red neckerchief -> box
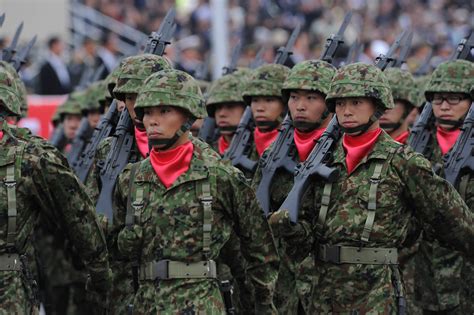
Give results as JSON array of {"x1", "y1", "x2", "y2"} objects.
[
  {"x1": 134, "y1": 126, "x2": 149, "y2": 158},
  {"x1": 436, "y1": 126, "x2": 461, "y2": 155},
  {"x1": 254, "y1": 127, "x2": 279, "y2": 157},
  {"x1": 342, "y1": 128, "x2": 383, "y2": 174},
  {"x1": 150, "y1": 141, "x2": 194, "y2": 188},
  {"x1": 394, "y1": 130, "x2": 409, "y2": 144},
  {"x1": 294, "y1": 127, "x2": 325, "y2": 162},
  {"x1": 218, "y1": 135, "x2": 230, "y2": 155},
  {"x1": 0, "y1": 131, "x2": 3, "y2": 141}
]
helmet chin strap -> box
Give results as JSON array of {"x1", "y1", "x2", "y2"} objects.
[
  {"x1": 219, "y1": 125, "x2": 238, "y2": 133},
  {"x1": 380, "y1": 122, "x2": 401, "y2": 132},
  {"x1": 148, "y1": 117, "x2": 196, "y2": 151},
  {"x1": 339, "y1": 109, "x2": 384, "y2": 135},
  {"x1": 255, "y1": 120, "x2": 280, "y2": 130},
  {"x1": 293, "y1": 109, "x2": 330, "y2": 132},
  {"x1": 435, "y1": 117, "x2": 464, "y2": 130}
]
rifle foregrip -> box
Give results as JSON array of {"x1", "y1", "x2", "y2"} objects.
[
  {"x1": 256, "y1": 172, "x2": 272, "y2": 216},
  {"x1": 280, "y1": 179, "x2": 306, "y2": 223}
]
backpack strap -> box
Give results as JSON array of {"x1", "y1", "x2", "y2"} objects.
[
  {"x1": 126, "y1": 163, "x2": 142, "y2": 227},
  {"x1": 196, "y1": 165, "x2": 215, "y2": 259}
]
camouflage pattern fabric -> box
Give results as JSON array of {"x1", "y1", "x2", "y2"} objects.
[
  {"x1": 111, "y1": 136, "x2": 279, "y2": 314},
  {"x1": 242, "y1": 64, "x2": 290, "y2": 105},
  {"x1": 0, "y1": 64, "x2": 23, "y2": 116},
  {"x1": 82, "y1": 80, "x2": 107, "y2": 114},
  {"x1": 113, "y1": 54, "x2": 172, "y2": 101},
  {"x1": 0, "y1": 61, "x2": 28, "y2": 117},
  {"x1": 0, "y1": 121, "x2": 111, "y2": 314},
  {"x1": 135, "y1": 69, "x2": 207, "y2": 119},
  {"x1": 206, "y1": 73, "x2": 246, "y2": 117},
  {"x1": 414, "y1": 75, "x2": 431, "y2": 107},
  {"x1": 384, "y1": 68, "x2": 417, "y2": 107},
  {"x1": 424, "y1": 60, "x2": 474, "y2": 100},
  {"x1": 325, "y1": 62, "x2": 395, "y2": 111}
]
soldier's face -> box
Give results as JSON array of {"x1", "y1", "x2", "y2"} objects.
[
  {"x1": 432, "y1": 92, "x2": 471, "y2": 130},
  {"x1": 215, "y1": 103, "x2": 246, "y2": 135},
  {"x1": 251, "y1": 96, "x2": 285, "y2": 130},
  {"x1": 379, "y1": 100, "x2": 407, "y2": 129},
  {"x1": 335, "y1": 97, "x2": 378, "y2": 134},
  {"x1": 288, "y1": 90, "x2": 327, "y2": 129},
  {"x1": 125, "y1": 93, "x2": 138, "y2": 121},
  {"x1": 143, "y1": 106, "x2": 188, "y2": 150},
  {"x1": 63, "y1": 114, "x2": 82, "y2": 139}
]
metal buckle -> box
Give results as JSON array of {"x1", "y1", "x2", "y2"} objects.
[
  {"x1": 320, "y1": 244, "x2": 341, "y2": 264},
  {"x1": 4, "y1": 180, "x2": 16, "y2": 188},
  {"x1": 200, "y1": 196, "x2": 213, "y2": 207},
  {"x1": 154, "y1": 260, "x2": 170, "y2": 280}
]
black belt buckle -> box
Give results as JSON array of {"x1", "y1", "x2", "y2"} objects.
[
  {"x1": 321, "y1": 244, "x2": 341, "y2": 264},
  {"x1": 155, "y1": 260, "x2": 170, "y2": 280}
]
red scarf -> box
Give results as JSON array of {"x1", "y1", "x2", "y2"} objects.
[
  {"x1": 134, "y1": 127, "x2": 149, "y2": 158},
  {"x1": 218, "y1": 136, "x2": 230, "y2": 155},
  {"x1": 394, "y1": 130, "x2": 409, "y2": 144},
  {"x1": 343, "y1": 128, "x2": 383, "y2": 174},
  {"x1": 0, "y1": 131, "x2": 3, "y2": 141},
  {"x1": 150, "y1": 141, "x2": 194, "y2": 188},
  {"x1": 254, "y1": 127, "x2": 279, "y2": 157},
  {"x1": 294, "y1": 127, "x2": 326, "y2": 162},
  {"x1": 436, "y1": 127, "x2": 461, "y2": 155}
]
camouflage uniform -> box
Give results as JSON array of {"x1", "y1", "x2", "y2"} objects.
[
  {"x1": 84, "y1": 54, "x2": 173, "y2": 315},
  {"x1": 0, "y1": 65, "x2": 111, "y2": 315},
  {"x1": 271, "y1": 63, "x2": 474, "y2": 314},
  {"x1": 414, "y1": 60, "x2": 474, "y2": 314},
  {"x1": 252, "y1": 60, "x2": 336, "y2": 314},
  {"x1": 112, "y1": 69, "x2": 279, "y2": 314}
]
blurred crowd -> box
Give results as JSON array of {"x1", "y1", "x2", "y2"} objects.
[{"x1": 0, "y1": 0, "x2": 472, "y2": 94}]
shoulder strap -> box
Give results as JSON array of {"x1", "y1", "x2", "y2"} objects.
[
  {"x1": 5, "y1": 142, "x2": 26, "y2": 248},
  {"x1": 126, "y1": 163, "x2": 142, "y2": 227},
  {"x1": 316, "y1": 182, "x2": 333, "y2": 235},
  {"x1": 196, "y1": 165, "x2": 215, "y2": 259}
]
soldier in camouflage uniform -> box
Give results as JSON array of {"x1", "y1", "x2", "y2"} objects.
[
  {"x1": 82, "y1": 80, "x2": 107, "y2": 130},
  {"x1": 84, "y1": 53, "x2": 172, "y2": 314},
  {"x1": 111, "y1": 68, "x2": 279, "y2": 314},
  {"x1": 414, "y1": 59, "x2": 474, "y2": 315},
  {"x1": 0, "y1": 59, "x2": 111, "y2": 315},
  {"x1": 380, "y1": 68, "x2": 420, "y2": 144},
  {"x1": 269, "y1": 62, "x2": 474, "y2": 313},
  {"x1": 239, "y1": 64, "x2": 289, "y2": 173},
  {"x1": 206, "y1": 69, "x2": 249, "y2": 155},
  {"x1": 252, "y1": 59, "x2": 336, "y2": 314}
]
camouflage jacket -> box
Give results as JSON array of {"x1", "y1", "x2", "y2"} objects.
[
  {"x1": 0, "y1": 122, "x2": 110, "y2": 314},
  {"x1": 112, "y1": 136, "x2": 279, "y2": 314},
  {"x1": 291, "y1": 131, "x2": 473, "y2": 312}
]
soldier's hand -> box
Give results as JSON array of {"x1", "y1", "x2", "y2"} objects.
[{"x1": 268, "y1": 209, "x2": 292, "y2": 237}]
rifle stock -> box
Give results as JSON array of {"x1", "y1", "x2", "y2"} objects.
[{"x1": 49, "y1": 124, "x2": 68, "y2": 151}]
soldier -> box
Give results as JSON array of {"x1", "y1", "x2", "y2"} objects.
[
  {"x1": 206, "y1": 70, "x2": 249, "y2": 155},
  {"x1": 241, "y1": 64, "x2": 289, "y2": 162},
  {"x1": 380, "y1": 68, "x2": 420, "y2": 144},
  {"x1": 414, "y1": 59, "x2": 474, "y2": 315},
  {"x1": 252, "y1": 59, "x2": 336, "y2": 314},
  {"x1": 270, "y1": 62, "x2": 474, "y2": 313},
  {"x1": 0, "y1": 59, "x2": 111, "y2": 314},
  {"x1": 82, "y1": 80, "x2": 106, "y2": 130},
  {"x1": 52, "y1": 91, "x2": 85, "y2": 152},
  {"x1": 112, "y1": 68, "x2": 279, "y2": 314}
]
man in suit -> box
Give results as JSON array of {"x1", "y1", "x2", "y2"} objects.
[{"x1": 37, "y1": 36, "x2": 72, "y2": 95}]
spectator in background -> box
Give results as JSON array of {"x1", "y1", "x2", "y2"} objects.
[
  {"x1": 96, "y1": 32, "x2": 119, "y2": 79},
  {"x1": 175, "y1": 35, "x2": 203, "y2": 77},
  {"x1": 37, "y1": 36, "x2": 72, "y2": 95},
  {"x1": 70, "y1": 37, "x2": 99, "y2": 87}
]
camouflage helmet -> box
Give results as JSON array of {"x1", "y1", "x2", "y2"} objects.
[
  {"x1": 0, "y1": 65, "x2": 22, "y2": 117},
  {"x1": 326, "y1": 62, "x2": 394, "y2": 112},
  {"x1": 425, "y1": 60, "x2": 474, "y2": 101},
  {"x1": 384, "y1": 68, "x2": 417, "y2": 107},
  {"x1": 135, "y1": 69, "x2": 206, "y2": 120},
  {"x1": 281, "y1": 60, "x2": 336, "y2": 103},
  {"x1": 57, "y1": 91, "x2": 84, "y2": 121},
  {"x1": 113, "y1": 54, "x2": 172, "y2": 101},
  {"x1": 0, "y1": 61, "x2": 26, "y2": 117},
  {"x1": 105, "y1": 65, "x2": 121, "y2": 99},
  {"x1": 82, "y1": 80, "x2": 107, "y2": 114},
  {"x1": 242, "y1": 64, "x2": 290, "y2": 105},
  {"x1": 206, "y1": 73, "x2": 246, "y2": 117},
  {"x1": 414, "y1": 74, "x2": 431, "y2": 107}
]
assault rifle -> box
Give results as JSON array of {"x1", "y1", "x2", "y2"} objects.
[
  {"x1": 249, "y1": 46, "x2": 265, "y2": 69},
  {"x1": 280, "y1": 29, "x2": 406, "y2": 222},
  {"x1": 256, "y1": 12, "x2": 352, "y2": 215},
  {"x1": 223, "y1": 23, "x2": 301, "y2": 173},
  {"x1": 1, "y1": 22, "x2": 22, "y2": 62},
  {"x1": 50, "y1": 123, "x2": 68, "y2": 151},
  {"x1": 95, "y1": 8, "x2": 176, "y2": 223},
  {"x1": 443, "y1": 102, "x2": 474, "y2": 187},
  {"x1": 10, "y1": 35, "x2": 36, "y2": 71},
  {"x1": 392, "y1": 31, "x2": 413, "y2": 68},
  {"x1": 198, "y1": 42, "x2": 242, "y2": 144},
  {"x1": 408, "y1": 32, "x2": 474, "y2": 156},
  {"x1": 0, "y1": 13, "x2": 5, "y2": 27}
]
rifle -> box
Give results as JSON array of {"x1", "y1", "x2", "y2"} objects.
[
  {"x1": 374, "y1": 30, "x2": 408, "y2": 71},
  {"x1": 256, "y1": 14, "x2": 352, "y2": 215},
  {"x1": 392, "y1": 31, "x2": 413, "y2": 68},
  {"x1": 67, "y1": 117, "x2": 93, "y2": 167},
  {"x1": 408, "y1": 32, "x2": 474, "y2": 156},
  {"x1": 443, "y1": 102, "x2": 474, "y2": 187},
  {"x1": 279, "y1": 30, "x2": 405, "y2": 222},
  {"x1": 0, "y1": 13, "x2": 5, "y2": 27},
  {"x1": 10, "y1": 35, "x2": 36, "y2": 72},
  {"x1": 49, "y1": 123, "x2": 68, "y2": 151},
  {"x1": 199, "y1": 42, "x2": 242, "y2": 144},
  {"x1": 249, "y1": 46, "x2": 265, "y2": 69},
  {"x1": 223, "y1": 24, "x2": 301, "y2": 173},
  {"x1": 95, "y1": 8, "x2": 175, "y2": 223},
  {"x1": 1, "y1": 22, "x2": 23, "y2": 62}
]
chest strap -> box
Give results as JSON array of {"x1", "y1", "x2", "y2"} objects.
[
  {"x1": 139, "y1": 259, "x2": 217, "y2": 280},
  {"x1": 318, "y1": 244, "x2": 398, "y2": 265},
  {"x1": 196, "y1": 169, "x2": 214, "y2": 259},
  {"x1": 126, "y1": 163, "x2": 142, "y2": 227},
  {"x1": 5, "y1": 144, "x2": 24, "y2": 248},
  {"x1": 315, "y1": 182, "x2": 333, "y2": 235},
  {"x1": 361, "y1": 162, "x2": 384, "y2": 243}
]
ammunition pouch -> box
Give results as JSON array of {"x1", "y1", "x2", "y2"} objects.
[
  {"x1": 0, "y1": 253, "x2": 21, "y2": 271},
  {"x1": 140, "y1": 260, "x2": 217, "y2": 280},
  {"x1": 317, "y1": 244, "x2": 398, "y2": 265}
]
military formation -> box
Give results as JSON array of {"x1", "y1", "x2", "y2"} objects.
[{"x1": 0, "y1": 9, "x2": 473, "y2": 315}]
